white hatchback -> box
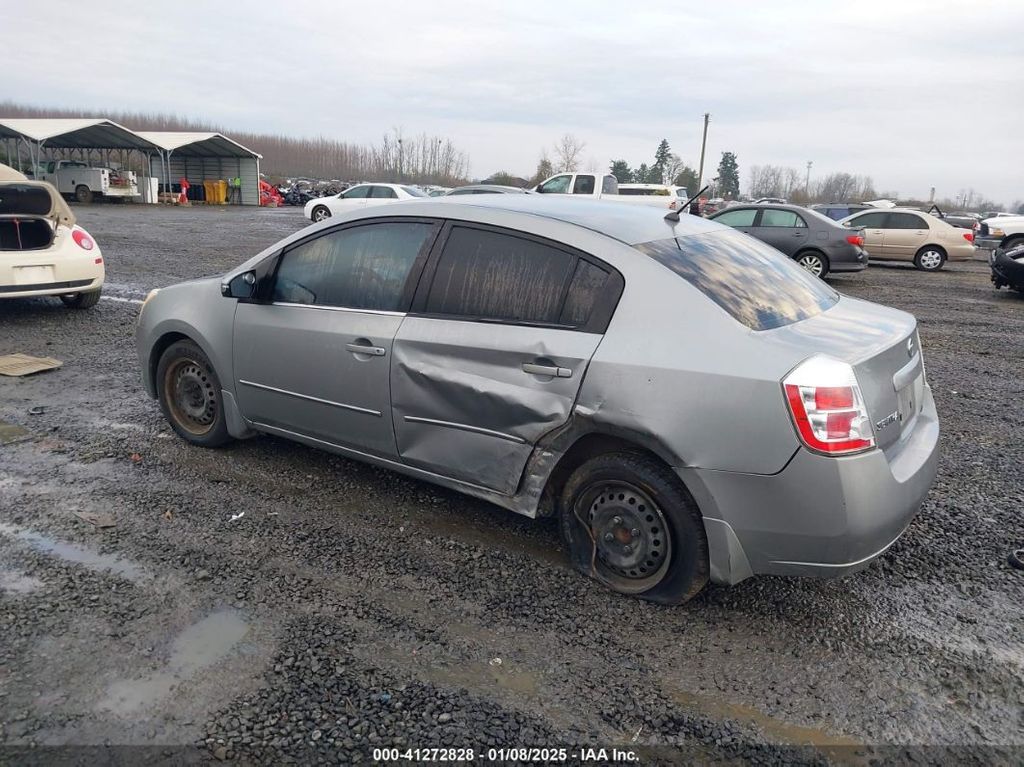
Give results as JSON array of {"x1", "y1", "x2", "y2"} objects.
[
  {"x1": 303, "y1": 183, "x2": 428, "y2": 222},
  {"x1": 0, "y1": 164, "x2": 104, "y2": 308}
]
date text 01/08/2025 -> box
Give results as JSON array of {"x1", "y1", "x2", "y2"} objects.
[{"x1": 372, "y1": 747, "x2": 640, "y2": 762}]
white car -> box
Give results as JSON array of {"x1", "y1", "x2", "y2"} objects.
[
  {"x1": 303, "y1": 183, "x2": 428, "y2": 222},
  {"x1": 1, "y1": 164, "x2": 104, "y2": 308}
]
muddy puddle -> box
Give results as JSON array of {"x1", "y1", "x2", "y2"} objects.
[{"x1": 0, "y1": 521, "x2": 147, "y2": 582}]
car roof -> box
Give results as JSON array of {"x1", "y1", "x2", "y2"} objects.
[
  {"x1": 358, "y1": 195, "x2": 727, "y2": 245},
  {"x1": 715, "y1": 203, "x2": 808, "y2": 213}
]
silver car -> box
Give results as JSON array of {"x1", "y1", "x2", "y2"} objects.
[{"x1": 136, "y1": 197, "x2": 940, "y2": 604}]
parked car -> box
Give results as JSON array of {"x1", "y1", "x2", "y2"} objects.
[
  {"x1": 534, "y1": 173, "x2": 684, "y2": 211},
  {"x1": 976, "y1": 214, "x2": 1024, "y2": 252},
  {"x1": 137, "y1": 196, "x2": 939, "y2": 605},
  {"x1": 0, "y1": 163, "x2": 104, "y2": 308},
  {"x1": 929, "y1": 208, "x2": 980, "y2": 231},
  {"x1": 709, "y1": 204, "x2": 867, "y2": 277},
  {"x1": 990, "y1": 243, "x2": 1024, "y2": 292},
  {"x1": 839, "y1": 208, "x2": 975, "y2": 271},
  {"x1": 304, "y1": 183, "x2": 428, "y2": 222},
  {"x1": 618, "y1": 183, "x2": 689, "y2": 210},
  {"x1": 810, "y1": 203, "x2": 871, "y2": 221},
  {"x1": 446, "y1": 185, "x2": 534, "y2": 195}
]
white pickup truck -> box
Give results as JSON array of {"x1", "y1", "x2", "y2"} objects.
[
  {"x1": 535, "y1": 173, "x2": 689, "y2": 210},
  {"x1": 33, "y1": 160, "x2": 139, "y2": 203},
  {"x1": 976, "y1": 215, "x2": 1024, "y2": 251}
]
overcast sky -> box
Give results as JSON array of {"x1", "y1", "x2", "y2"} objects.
[{"x1": 8, "y1": 1, "x2": 1024, "y2": 203}]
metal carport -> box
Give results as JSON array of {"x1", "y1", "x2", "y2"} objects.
[{"x1": 136, "y1": 132, "x2": 262, "y2": 206}]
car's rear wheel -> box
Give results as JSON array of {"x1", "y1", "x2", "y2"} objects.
[
  {"x1": 156, "y1": 340, "x2": 231, "y2": 447},
  {"x1": 560, "y1": 452, "x2": 709, "y2": 605},
  {"x1": 311, "y1": 205, "x2": 331, "y2": 222},
  {"x1": 75, "y1": 185, "x2": 93, "y2": 204},
  {"x1": 59, "y1": 289, "x2": 101, "y2": 309},
  {"x1": 914, "y1": 246, "x2": 946, "y2": 271},
  {"x1": 795, "y1": 250, "x2": 829, "y2": 278}
]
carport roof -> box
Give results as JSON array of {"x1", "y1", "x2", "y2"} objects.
[
  {"x1": 134, "y1": 131, "x2": 262, "y2": 159},
  {"x1": 0, "y1": 118, "x2": 160, "y2": 151}
]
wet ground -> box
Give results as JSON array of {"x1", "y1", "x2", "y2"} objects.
[{"x1": 1, "y1": 205, "x2": 1022, "y2": 764}]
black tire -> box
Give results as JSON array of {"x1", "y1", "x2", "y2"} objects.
[
  {"x1": 156, "y1": 340, "x2": 231, "y2": 448},
  {"x1": 795, "y1": 250, "x2": 830, "y2": 278},
  {"x1": 560, "y1": 452, "x2": 709, "y2": 605},
  {"x1": 59, "y1": 288, "x2": 101, "y2": 309},
  {"x1": 75, "y1": 185, "x2": 93, "y2": 204},
  {"x1": 311, "y1": 205, "x2": 331, "y2": 223},
  {"x1": 914, "y1": 245, "x2": 946, "y2": 271},
  {"x1": 1002, "y1": 236, "x2": 1024, "y2": 253}
]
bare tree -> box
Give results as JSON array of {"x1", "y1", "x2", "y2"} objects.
[{"x1": 553, "y1": 134, "x2": 586, "y2": 173}]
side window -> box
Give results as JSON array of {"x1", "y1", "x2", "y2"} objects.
[
  {"x1": 572, "y1": 175, "x2": 596, "y2": 195},
  {"x1": 370, "y1": 186, "x2": 398, "y2": 199},
  {"x1": 342, "y1": 185, "x2": 370, "y2": 199},
  {"x1": 538, "y1": 175, "x2": 572, "y2": 194},
  {"x1": 602, "y1": 175, "x2": 618, "y2": 194},
  {"x1": 760, "y1": 209, "x2": 806, "y2": 228},
  {"x1": 887, "y1": 213, "x2": 927, "y2": 229},
  {"x1": 714, "y1": 209, "x2": 758, "y2": 227},
  {"x1": 560, "y1": 260, "x2": 609, "y2": 326},
  {"x1": 425, "y1": 227, "x2": 577, "y2": 324},
  {"x1": 848, "y1": 212, "x2": 888, "y2": 228},
  {"x1": 273, "y1": 222, "x2": 434, "y2": 310}
]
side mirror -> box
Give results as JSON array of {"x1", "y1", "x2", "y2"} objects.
[{"x1": 222, "y1": 271, "x2": 257, "y2": 299}]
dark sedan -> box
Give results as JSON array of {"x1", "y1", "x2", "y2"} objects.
[{"x1": 709, "y1": 204, "x2": 867, "y2": 277}]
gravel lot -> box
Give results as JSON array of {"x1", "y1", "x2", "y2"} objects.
[{"x1": 1, "y1": 205, "x2": 1021, "y2": 764}]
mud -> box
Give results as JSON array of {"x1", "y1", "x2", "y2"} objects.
[{"x1": 0, "y1": 205, "x2": 1021, "y2": 762}]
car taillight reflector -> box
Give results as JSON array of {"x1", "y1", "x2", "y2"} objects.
[
  {"x1": 783, "y1": 356, "x2": 874, "y2": 455},
  {"x1": 963, "y1": 232, "x2": 974, "y2": 243},
  {"x1": 72, "y1": 229, "x2": 94, "y2": 250},
  {"x1": 846, "y1": 234, "x2": 864, "y2": 246}
]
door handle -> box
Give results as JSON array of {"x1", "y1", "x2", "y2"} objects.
[
  {"x1": 522, "y1": 362, "x2": 572, "y2": 378},
  {"x1": 345, "y1": 342, "x2": 386, "y2": 357}
]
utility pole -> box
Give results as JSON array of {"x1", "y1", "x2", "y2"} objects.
[
  {"x1": 805, "y1": 161, "x2": 813, "y2": 197},
  {"x1": 696, "y1": 113, "x2": 710, "y2": 191}
]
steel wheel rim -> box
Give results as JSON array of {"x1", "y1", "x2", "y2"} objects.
[
  {"x1": 920, "y1": 250, "x2": 942, "y2": 269},
  {"x1": 164, "y1": 358, "x2": 217, "y2": 435},
  {"x1": 799, "y1": 254, "x2": 823, "y2": 276},
  {"x1": 584, "y1": 482, "x2": 672, "y2": 593}
]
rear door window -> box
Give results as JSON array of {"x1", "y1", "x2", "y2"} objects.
[
  {"x1": 759, "y1": 209, "x2": 807, "y2": 228},
  {"x1": 369, "y1": 186, "x2": 398, "y2": 199},
  {"x1": 273, "y1": 221, "x2": 436, "y2": 310},
  {"x1": 602, "y1": 175, "x2": 618, "y2": 194},
  {"x1": 847, "y1": 211, "x2": 888, "y2": 228},
  {"x1": 635, "y1": 231, "x2": 838, "y2": 331},
  {"x1": 886, "y1": 212, "x2": 928, "y2": 229},
  {"x1": 713, "y1": 208, "x2": 758, "y2": 227},
  {"x1": 572, "y1": 175, "x2": 596, "y2": 195}
]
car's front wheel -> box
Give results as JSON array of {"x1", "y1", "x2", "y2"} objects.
[
  {"x1": 795, "y1": 250, "x2": 829, "y2": 278},
  {"x1": 560, "y1": 452, "x2": 709, "y2": 604},
  {"x1": 156, "y1": 340, "x2": 231, "y2": 447},
  {"x1": 60, "y1": 289, "x2": 101, "y2": 309},
  {"x1": 914, "y1": 246, "x2": 946, "y2": 271},
  {"x1": 311, "y1": 205, "x2": 331, "y2": 223}
]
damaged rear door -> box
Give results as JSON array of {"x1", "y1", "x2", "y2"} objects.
[{"x1": 391, "y1": 223, "x2": 622, "y2": 495}]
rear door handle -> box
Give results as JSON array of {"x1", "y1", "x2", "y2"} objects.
[
  {"x1": 522, "y1": 362, "x2": 572, "y2": 378},
  {"x1": 345, "y1": 342, "x2": 386, "y2": 357}
]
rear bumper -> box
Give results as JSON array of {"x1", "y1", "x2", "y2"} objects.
[
  {"x1": 687, "y1": 384, "x2": 940, "y2": 584},
  {"x1": 946, "y1": 243, "x2": 977, "y2": 261},
  {"x1": 975, "y1": 236, "x2": 1001, "y2": 250},
  {"x1": 826, "y1": 245, "x2": 868, "y2": 272}
]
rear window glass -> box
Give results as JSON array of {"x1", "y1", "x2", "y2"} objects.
[
  {"x1": 635, "y1": 231, "x2": 838, "y2": 331},
  {"x1": 401, "y1": 186, "x2": 427, "y2": 197}
]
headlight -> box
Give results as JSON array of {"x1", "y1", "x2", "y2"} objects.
[{"x1": 991, "y1": 228, "x2": 1005, "y2": 237}]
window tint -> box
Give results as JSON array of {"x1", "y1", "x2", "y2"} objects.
[
  {"x1": 572, "y1": 175, "x2": 596, "y2": 195},
  {"x1": 759, "y1": 209, "x2": 806, "y2": 228},
  {"x1": 426, "y1": 227, "x2": 576, "y2": 324},
  {"x1": 370, "y1": 186, "x2": 398, "y2": 199},
  {"x1": 400, "y1": 186, "x2": 427, "y2": 197},
  {"x1": 887, "y1": 212, "x2": 927, "y2": 229},
  {"x1": 847, "y1": 211, "x2": 888, "y2": 228},
  {"x1": 635, "y1": 231, "x2": 838, "y2": 331},
  {"x1": 342, "y1": 185, "x2": 370, "y2": 199},
  {"x1": 713, "y1": 208, "x2": 758, "y2": 227},
  {"x1": 560, "y1": 260, "x2": 609, "y2": 326},
  {"x1": 602, "y1": 175, "x2": 618, "y2": 194},
  {"x1": 539, "y1": 175, "x2": 571, "y2": 194},
  {"x1": 273, "y1": 222, "x2": 433, "y2": 310}
]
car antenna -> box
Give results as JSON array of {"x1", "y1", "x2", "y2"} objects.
[{"x1": 665, "y1": 185, "x2": 709, "y2": 222}]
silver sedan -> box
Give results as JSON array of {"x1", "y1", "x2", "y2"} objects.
[{"x1": 136, "y1": 197, "x2": 939, "y2": 604}]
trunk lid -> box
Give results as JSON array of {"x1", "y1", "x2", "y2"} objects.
[
  {"x1": 766, "y1": 296, "x2": 923, "y2": 452},
  {"x1": 0, "y1": 163, "x2": 75, "y2": 228}
]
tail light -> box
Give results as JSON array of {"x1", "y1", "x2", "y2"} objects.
[
  {"x1": 963, "y1": 232, "x2": 974, "y2": 243},
  {"x1": 72, "y1": 228, "x2": 95, "y2": 251},
  {"x1": 783, "y1": 356, "x2": 874, "y2": 455},
  {"x1": 846, "y1": 234, "x2": 864, "y2": 246}
]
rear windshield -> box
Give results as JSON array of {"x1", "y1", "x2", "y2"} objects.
[
  {"x1": 400, "y1": 186, "x2": 427, "y2": 197},
  {"x1": 0, "y1": 185, "x2": 52, "y2": 216},
  {"x1": 635, "y1": 231, "x2": 838, "y2": 330}
]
